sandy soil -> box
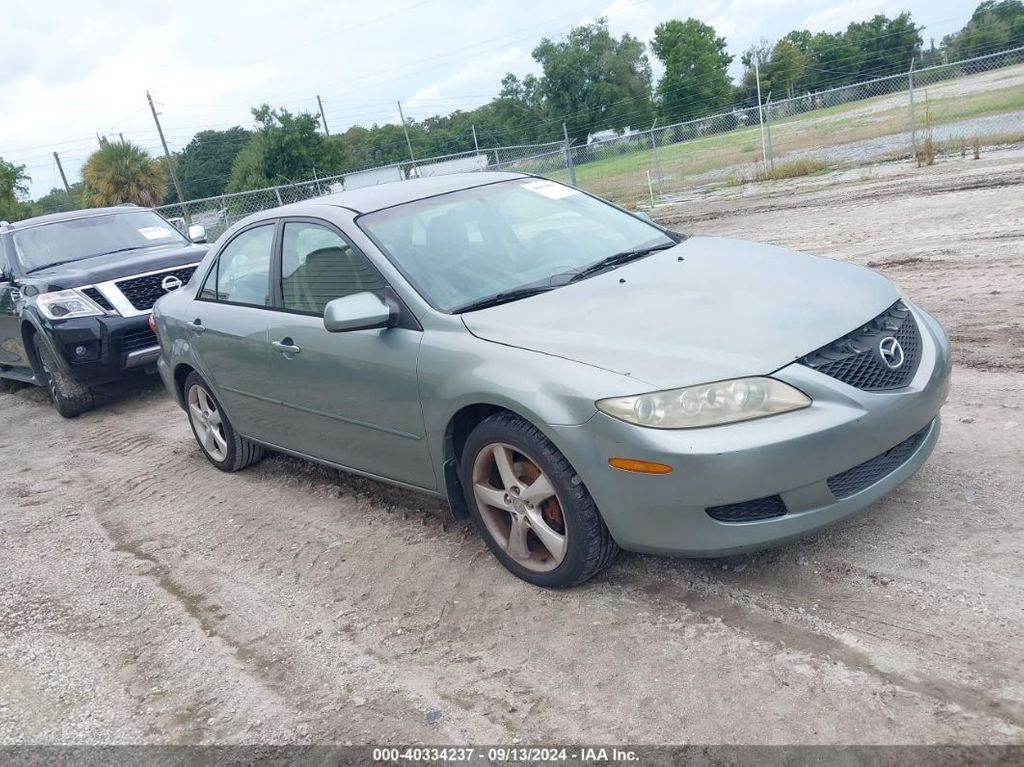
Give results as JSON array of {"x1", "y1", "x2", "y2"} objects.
[{"x1": 1, "y1": 151, "x2": 1022, "y2": 746}]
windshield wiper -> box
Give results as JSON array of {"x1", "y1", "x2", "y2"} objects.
[
  {"x1": 570, "y1": 242, "x2": 676, "y2": 282},
  {"x1": 26, "y1": 246, "x2": 150, "y2": 273},
  {"x1": 452, "y1": 285, "x2": 555, "y2": 314}
]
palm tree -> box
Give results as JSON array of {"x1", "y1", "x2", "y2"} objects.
[{"x1": 82, "y1": 140, "x2": 167, "y2": 207}]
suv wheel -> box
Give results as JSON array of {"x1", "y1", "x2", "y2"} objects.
[
  {"x1": 33, "y1": 334, "x2": 94, "y2": 418},
  {"x1": 460, "y1": 412, "x2": 619, "y2": 587},
  {"x1": 184, "y1": 372, "x2": 264, "y2": 472}
]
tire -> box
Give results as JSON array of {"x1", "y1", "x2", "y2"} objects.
[
  {"x1": 33, "y1": 334, "x2": 94, "y2": 418},
  {"x1": 460, "y1": 411, "x2": 618, "y2": 587},
  {"x1": 183, "y1": 371, "x2": 264, "y2": 472}
]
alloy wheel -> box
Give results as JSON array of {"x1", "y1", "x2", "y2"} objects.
[
  {"x1": 187, "y1": 384, "x2": 228, "y2": 462},
  {"x1": 471, "y1": 442, "x2": 567, "y2": 572}
]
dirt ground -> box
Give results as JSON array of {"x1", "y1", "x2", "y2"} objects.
[{"x1": 1, "y1": 150, "x2": 1022, "y2": 746}]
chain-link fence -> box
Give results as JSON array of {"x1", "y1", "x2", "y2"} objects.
[
  {"x1": 157, "y1": 142, "x2": 565, "y2": 241},
  {"x1": 158, "y1": 46, "x2": 1024, "y2": 232}
]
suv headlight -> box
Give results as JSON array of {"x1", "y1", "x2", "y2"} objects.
[
  {"x1": 35, "y1": 289, "x2": 106, "y2": 320},
  {"x1": 597, "y1": 377, "x2": 811, "y2": 429}
]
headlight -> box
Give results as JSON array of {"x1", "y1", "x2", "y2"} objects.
[
  {"x1": 597, "y1": 377, "x2": 811, "y2": 429},
  {"x1": 34, "y1": 289, "x2": 106, "y2": 320}
]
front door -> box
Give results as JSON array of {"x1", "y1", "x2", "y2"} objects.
[
  {"x1": 264, "y1": 219, "x2": 435, "y2": 490},
  {"x1": 189, "y1": 223, "x2": 278, "y2": 442},
  {"x1": 0, "y1": 248, "x2": 29, "y2": 373}
]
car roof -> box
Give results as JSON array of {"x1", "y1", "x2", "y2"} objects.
[
  {"x1": 282, "y1": 171, "x2": 529, "y2": 215},
  {"x1": 2, "y1": 205, "x2": 148, "y2": 232}
]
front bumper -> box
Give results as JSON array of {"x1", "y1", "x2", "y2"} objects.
[
  {"x1": 46, "y1": 314, "x2": 159, "y2": 386},
  {"x1": 550, "y1": 305, "x2": 952, "y2": 556}
]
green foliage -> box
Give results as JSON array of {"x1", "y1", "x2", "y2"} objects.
[
  {"x1": 943, "y1": 1, "x2": 1024, "y2": 58},
  {"x1": 226, "y1": 106, "x2": 344, "y2": 192},
  {"x1": 0, "y1": 158, "x2": 33, "y2": 221},
  {"x1": 81, "y1": 141, "x2": 167, "y2": 207},
  {"x1": 532, "y1": 18, "x2": 654, "y2": 143},
  {"x1": 740, "y1": 13, "x2": 921, "y2": 101},
  {"x1": 176, "y1": 127, "x2": 251, "y2": 201},
  {"x1": 652, "y1": 19, "x2": 734, "y2": 123}
]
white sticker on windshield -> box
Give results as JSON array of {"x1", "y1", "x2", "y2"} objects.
[
  {"x1": 522, "y1": 179, "x2": 580, "y2": 199},
  {"x1": 138, "y1": 226, "x2": 173, "y2": 240}
]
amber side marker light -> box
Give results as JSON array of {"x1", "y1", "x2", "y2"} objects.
[{"x1": 608, "y1": 458, "x2": 673, "y2": 475}]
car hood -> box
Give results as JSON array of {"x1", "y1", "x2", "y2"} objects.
[
  {"x1": 460, "y1": 236, "x2": 899, "y2": 389},
  {"x1": 20, "y1": 243, "x2": 208, "y2": 292}
]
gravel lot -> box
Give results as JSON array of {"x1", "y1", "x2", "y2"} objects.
[{"x1": 1, "y1": 150, "x2": 1022, "y2": 746}]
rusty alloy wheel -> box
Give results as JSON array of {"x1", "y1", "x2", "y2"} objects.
[{"x1": 471, "y1": 442, "x2": 568, "y2": 572}]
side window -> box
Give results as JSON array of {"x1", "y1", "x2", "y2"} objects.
[
  {"x1": 280, "y1": 222, "x2": 385, "y2": 315},
  {"x1": 200, "y1": 225, "x2": 275, "y2": 306}
]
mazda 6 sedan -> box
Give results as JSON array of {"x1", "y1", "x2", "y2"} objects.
[{"x1": 153, "y1": 172, "x2": 951, "y2": 587}]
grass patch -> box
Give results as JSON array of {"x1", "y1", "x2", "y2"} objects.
[{"x1": 763, "y1": 158, "x2": 832, "y2": 180}]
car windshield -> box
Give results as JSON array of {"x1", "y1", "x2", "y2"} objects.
[
  {"x1": 358, "y1": 178, "x2": 675, "y2": 312},
  {"x1": 12, "y1": 210, "x2": 189, "y2": 273}
]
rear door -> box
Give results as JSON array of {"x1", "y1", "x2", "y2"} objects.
[
  {"x1": 189, "y1": 222, "x2": 279, "y2": 442},
  {"x1": 263, "y1": 218, "x2": 435, "y2": 490}
]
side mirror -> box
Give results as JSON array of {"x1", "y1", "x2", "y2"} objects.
[
  {"x1": 634, "y1": 211, "x2": 654, "y2": 223},
  {"x1": 323, "y1": 292, "x2": 393, "y2": 333},
  {"x1": 188, "y1": 224, "x2": 207, "y2": 243}
]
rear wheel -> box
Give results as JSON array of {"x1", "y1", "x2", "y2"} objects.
[
  {"x1": 461, "y1": 412, "x2": 618, "y2": 587},
  {"x1": 184, "y1": 372, "x2": 264, "y2": 472},
  {"x1": 33, "y1": 334, "x2": 94, "y2": 418}
]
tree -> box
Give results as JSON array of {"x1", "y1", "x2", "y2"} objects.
[
  {"x1": 226, "y1": 106, "x2": 344, "y2": 192},
  {"x1": 532, "y1": 18, "x2": 654, "y2": 143},
  {"x1": 1, "y1": 158, "x2": 32, "y2": 221},
  {"x1": 80, "y1": 141, "x2": 166, "y2": 207},
  {"x1": 943, "y1": 1, "x2": 1024, "y2": 58},
  {"x1": 766, "y1": 40, "x2": 808, "y2": 98},
  {"x1": 652, "y1": 19, "x2": 734, "y2": 124},
  {"x1": 739, "y1": 40, "x2": 773, "y2": 103},
  {"x1": 176, "y1": 127, "x2": 251, "y2": 201},
  {"x1": 845, "y1": 13, "x2": 921, "y2": 79}
]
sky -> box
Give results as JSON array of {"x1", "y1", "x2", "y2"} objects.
[{"x1": 2, "y1": 0, "x2": 971, "y2": 198}]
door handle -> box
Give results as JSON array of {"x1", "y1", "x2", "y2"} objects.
[
  {"x1": 272, "y1": 339, "x2": 301, "y2": 355},
  {"x1": 189, "y1": 318, "x2": 205, "y2": 335}
]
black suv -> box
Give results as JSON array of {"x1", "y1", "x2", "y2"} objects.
[{"x1": 0, "y1": 206, "x2": 208, "y2": 417}]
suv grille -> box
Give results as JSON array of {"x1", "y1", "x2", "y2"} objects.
[
  {"x1": 115, "y1": 266, "x2": 198, "y2": 311},
  {"x1": 799, "y1": 301, "x2": 921, "y2": 391},
  {"x1": 706, "y1": 494, "x2": 787, "y2": 522},
  {"x1": 80, "y1": 286, "x2": 114, "y2": 311},
  {"x1": 122, "y1": 327, "x2": 159, "y2": 353},
  {"x1": 827, "y1": 424, "x2": 930, "y2": 499}
]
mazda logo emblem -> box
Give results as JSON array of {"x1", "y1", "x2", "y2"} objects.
[
  {"x1": 879, "y1": 336, "x2": 904, "y2": 369},
  {"x1": 161, "y1": 275, "x2": 183, "y2": 292}
]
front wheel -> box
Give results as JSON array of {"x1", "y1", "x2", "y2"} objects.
[
  {"x1": 33, "y1": 334, "x2": 94, "y2": 418},
  {"x1": 460, "y1": 412, "x2": 618, "y2": 587},
  {"x1": 184, "y1": 372, "x2": 264, "y2": 472}
]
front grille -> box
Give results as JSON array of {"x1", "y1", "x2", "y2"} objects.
[
  {"x1": 115, "y1": 266, "x2": 197, "y2": 311},
  {"x1": 707, "y1": 494, "x2": 787, "y2": 522},
  {"x1": 80, "y1": 286, "x2": 114, "y2": 311},
  {"x1": 827, "y1": 424, "x2": 930, "y2": 499},
  {"x1": 122, "y1": 327, "x2": 158, "y2": 353},
  {"x1": 800, "y1": 301, "x2": 922, "y2": 391}
]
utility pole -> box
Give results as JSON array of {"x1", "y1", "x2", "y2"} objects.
[
  {"x1": 53, "y1": 152, "x2": 72, "y2": 202},
  {"x1": 317, "y1": 95, "x2": 330, "y2": 136},
  {"x1": 397, "y1": 101, "x2": 416, "y2": 164},
  {"x1": 754, "y1": 59, "x2": 768, "y2": 178},
  {"x1": 472, "y1": 124, "x2": 480, "y2": 156},
  {"x1": 147, "y1": 90, "x2": 187, "y2": 219}
]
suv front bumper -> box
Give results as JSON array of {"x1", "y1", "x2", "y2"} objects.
[{"x1": 44, "y1": 314, "x2": 159, "y2": 386}]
